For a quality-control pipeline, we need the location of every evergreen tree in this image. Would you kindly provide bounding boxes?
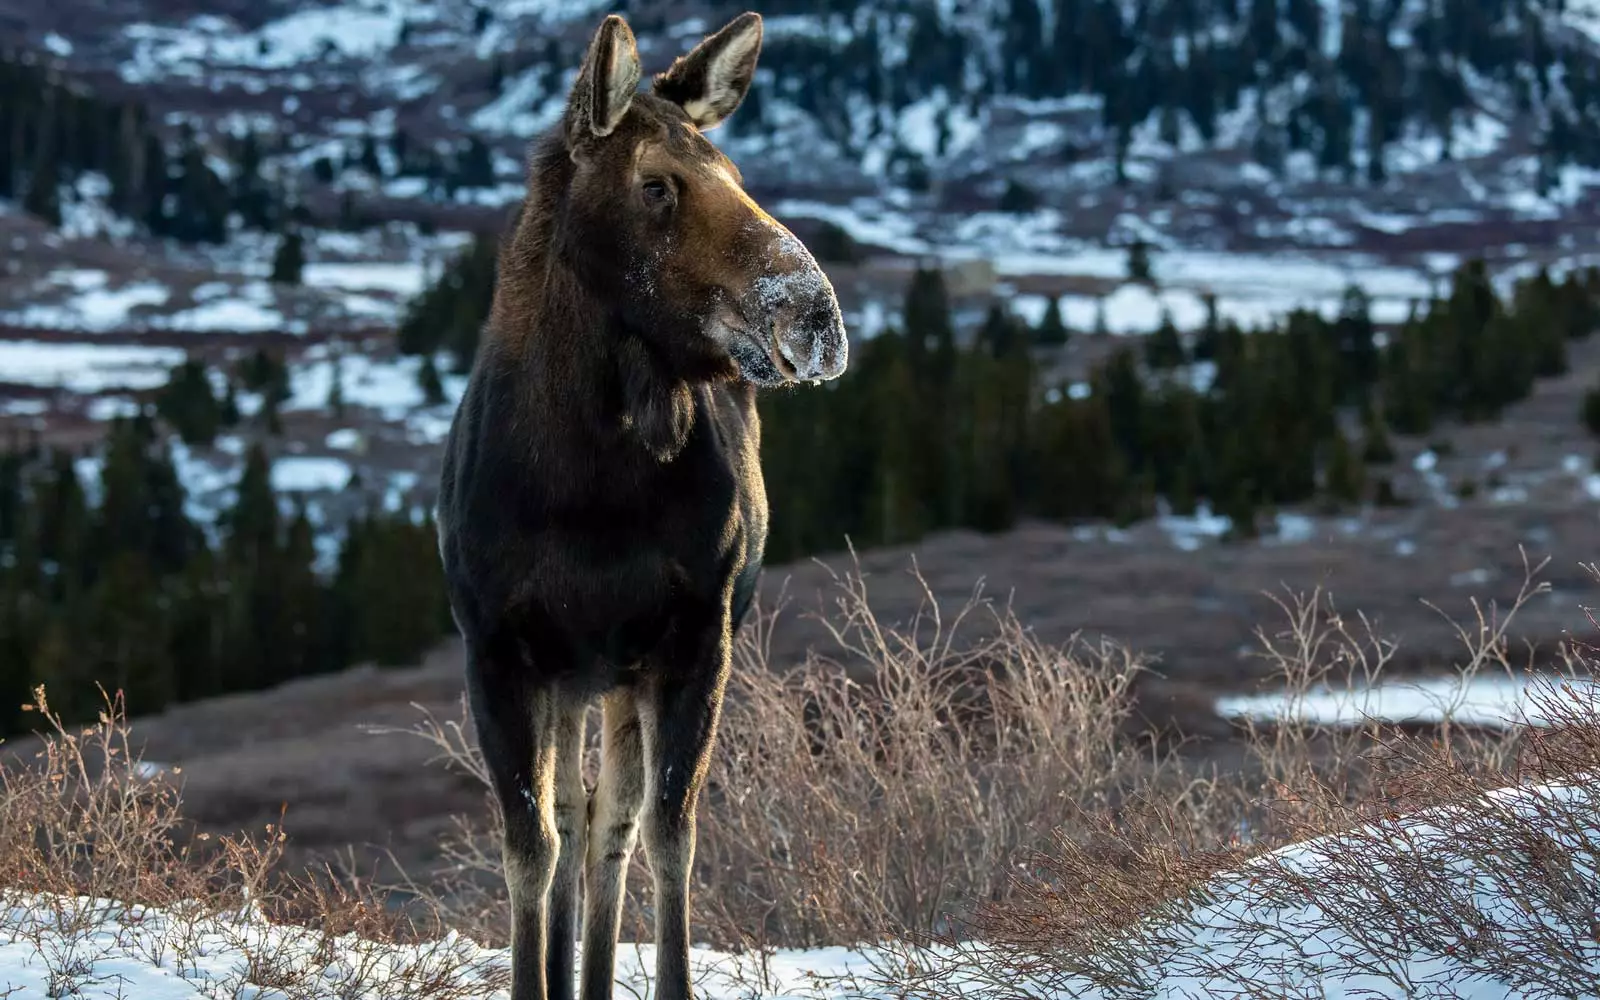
[326,348,346,418]
[155,359,223,446]
[1126,239,1154,284]
[997,178,1040,213]
[270,230,306,285]
[1144,311,1187,368]
[23,150,62,227]
[1322,428,1365,507]
[418,353,447,405]
[1034,296,1069,346]
[1359,401,1396,464]
[1583,383,1600,438]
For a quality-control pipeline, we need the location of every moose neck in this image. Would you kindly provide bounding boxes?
[489,142,700,464]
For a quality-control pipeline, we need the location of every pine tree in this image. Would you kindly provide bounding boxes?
[1126,238,1154,284]
[997,178,1040,213]
[1359,401,1396,464]
[22,150,62,227]
[418,354,447,405]
[1322,428,1365,507]
[1582,383,1600,437]
[270,230,306,285]
[359,133,383,177]
[326,348,346,418]
[221,380,241,426]
[1144,311,1187,369]
[155,359,222,445]
[977,301,1023,359]
[1034,296,1069,346]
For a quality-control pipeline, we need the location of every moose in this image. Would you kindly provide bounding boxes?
[435,11,848,1000]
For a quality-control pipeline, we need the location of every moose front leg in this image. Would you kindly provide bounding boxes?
[638,625,732,1000]
[548,701,588,1000]
[580,688,645,1000]
[467,662,561,1000]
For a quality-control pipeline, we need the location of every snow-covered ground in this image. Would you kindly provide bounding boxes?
[3,768,1595,998]
[0,341,186,392]
[1216,669,1600,728]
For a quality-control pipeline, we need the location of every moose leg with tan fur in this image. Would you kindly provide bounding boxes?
[638,619,732,1000]
[548,701,589,1000]
[580,689,645,1000]
[468,658,561,1000]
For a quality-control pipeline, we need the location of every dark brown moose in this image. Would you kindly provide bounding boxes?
[434,11,848,1000]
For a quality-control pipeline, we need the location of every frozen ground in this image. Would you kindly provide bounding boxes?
[2,768,1594,998]
[1217,670,1600,728]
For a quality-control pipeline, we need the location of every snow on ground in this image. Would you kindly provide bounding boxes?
[1564,0,1600,46]
[301,261,428,297]
[271,456,353,494]
[0,274,297,334]
[1215,670,1600,728]
[0,341,184,393]
[121,4,408,82]
[163,282,287,333]
[0,890,866,1000]
[286,348,467,419]
[3,768,1597,998]
[4,271,171,332]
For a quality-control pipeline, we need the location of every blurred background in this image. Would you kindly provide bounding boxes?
[1,0,1600,888]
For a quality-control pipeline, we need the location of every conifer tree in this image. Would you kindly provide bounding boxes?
[1144,311,1187,368]
[1126,238,1154,284]
[1034,296,1069,346]
[1322,428,1365,507]
[270,230,306,285]
[418,353,447,405]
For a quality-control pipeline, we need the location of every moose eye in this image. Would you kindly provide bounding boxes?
[642,178,671,204]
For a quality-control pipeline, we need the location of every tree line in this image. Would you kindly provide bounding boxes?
[757,259,1600,561]
[6,253,1596,735]
[397,230,1600,563]
[0,411,450,738]
[0,49,287,242]
[739,0,1600,189]
[2,45,517,245]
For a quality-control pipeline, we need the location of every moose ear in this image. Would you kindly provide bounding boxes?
[565,14,642,144]
[652,12,763,131]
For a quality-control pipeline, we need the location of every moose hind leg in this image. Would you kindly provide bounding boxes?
[469,669,561,1000]
[580,688,644,1000]
[547,701,588,1000]
[639,662,730,1000]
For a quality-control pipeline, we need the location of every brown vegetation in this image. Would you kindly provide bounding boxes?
[2,555,1598,996]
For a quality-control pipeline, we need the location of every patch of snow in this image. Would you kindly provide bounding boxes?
[301,262,428,297]
[0,398,49,417]
[325,428,364,451]
[87,397,141,421]
[0,342,183,393]
[271,456,353,494]
[405,409,455,445]
[6,273,170,332]
[1272,513,1317,544]
[1159,501,1231,551]
[288,350,466,419]
[164,282,285,333]
[1216,671,1599,729]
[123,6,407,82]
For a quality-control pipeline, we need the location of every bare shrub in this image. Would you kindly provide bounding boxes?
[0,686,509,999]
[695,561,1155,947]
[873,553,1600,999]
